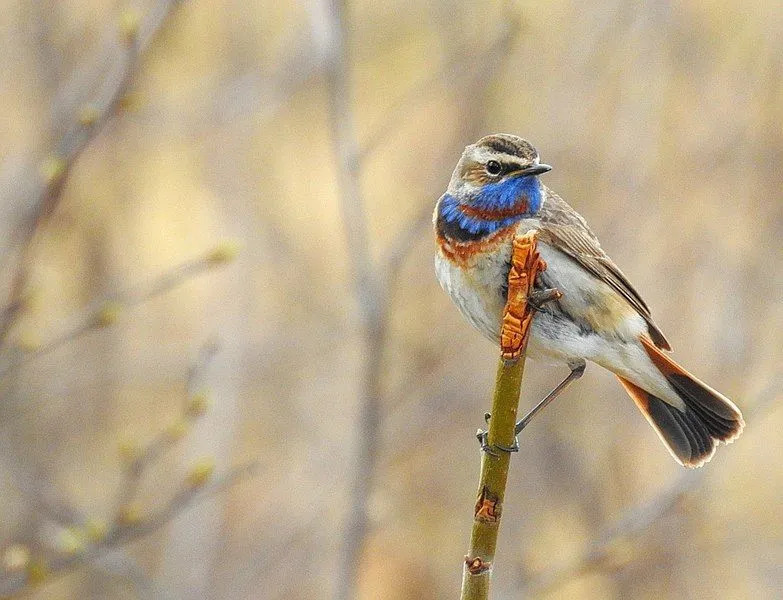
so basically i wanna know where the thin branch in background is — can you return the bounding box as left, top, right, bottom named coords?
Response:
left=319, top=3, right=387, bottom=599
left=110, top=340, right=222, bottom=522
left=0, top=0, right=184, bottom=350
left=0, top=344, right=258, bottom=598
left=9, top=478, right=171, bottom=599
left=0, top=463, right=257, bottom=598
left=0, top=243, right=238, bottom=382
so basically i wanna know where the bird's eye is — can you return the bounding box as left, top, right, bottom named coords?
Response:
left=486, top=160, right=502, bottom=175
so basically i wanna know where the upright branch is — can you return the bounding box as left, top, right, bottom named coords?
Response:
left=460, top=231, right=547, bottom=600
left=319, top=3, right=389, bottom=598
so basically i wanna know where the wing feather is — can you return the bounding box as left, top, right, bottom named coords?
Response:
left=539, top=190, right=671, bottom=350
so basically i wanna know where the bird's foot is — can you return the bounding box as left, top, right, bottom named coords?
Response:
left=476, top=413, right=520, bottom=456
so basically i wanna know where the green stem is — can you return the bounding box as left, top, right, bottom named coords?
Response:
left=460, top=354, right=528, bottom=600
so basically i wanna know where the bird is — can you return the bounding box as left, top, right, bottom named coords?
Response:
left=434, top=133, right=744, bottom=468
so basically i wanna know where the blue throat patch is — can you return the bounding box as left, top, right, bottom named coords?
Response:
left=439, top=177, right=542, bottom=237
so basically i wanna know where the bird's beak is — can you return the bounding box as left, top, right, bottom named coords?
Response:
left=515, top=163, right=552, bottom=177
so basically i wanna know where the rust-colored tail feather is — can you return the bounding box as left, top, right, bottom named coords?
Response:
left=618, top=338, right=744, bottom=468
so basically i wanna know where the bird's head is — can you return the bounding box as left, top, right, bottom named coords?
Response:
left=446, top=134, right=551, bottom=218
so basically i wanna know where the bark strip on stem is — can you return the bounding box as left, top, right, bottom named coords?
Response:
left=460, top=231, right=546, bottom=600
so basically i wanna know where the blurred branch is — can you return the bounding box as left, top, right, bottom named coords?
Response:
left=111, top=341, right=220, bottom=521
left=0, top=0, right=184, bottom=350
left=0, top=344, right=257, bottom=598
left=0, top=244, right=237, bottom=381
left=320, top=3, right=386, bottom=599
left=519, top=377, right=782, bottom=596
left=0, top=463, right=256, bottom=598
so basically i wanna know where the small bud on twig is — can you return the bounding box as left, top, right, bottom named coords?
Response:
left=3, top=544, right=30, bottom=572
left=118, top=92, right=142, bottom=112
left=205, top=240, right=241, bottom=266
left=94, top=301, right=123, bottom=328
left=117, top=502, right=142, bottom=526
left=166, top=419, right=189, bottom=440
left=16, top=330, right=41, bottom=352
left=118, top=438, right=140, bottom=464
left=39, top=157, right=66, bottom=186
left=57, top=528, right=86, bottom=555
left=119, top=9, right=141, bottom=43
left=78, top=104, right=100, bottom=127
left=26, top=558, right=48, bottom=585
left=85, top=518, right=108, bottom=543
left=186, top=457, right=215, bottom=488
left=186, top=390, right=210, bottom=418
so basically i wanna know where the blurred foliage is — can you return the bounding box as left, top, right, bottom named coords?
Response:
left=0, top=0, right=780, bottom=599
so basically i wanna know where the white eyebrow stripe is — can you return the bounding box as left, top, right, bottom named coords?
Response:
left=470, top=147, right=539, bottom=165
left=473, top=148, right=539, bottom=165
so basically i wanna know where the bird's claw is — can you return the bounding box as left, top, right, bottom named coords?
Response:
left=476, top=414, right=520, bottom=456
left=494, top=438, right=520, bottom=453
left=476, top=429, right=497, bottom=456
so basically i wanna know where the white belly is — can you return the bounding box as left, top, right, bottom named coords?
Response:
left=434, top=248, right=508, bottom=343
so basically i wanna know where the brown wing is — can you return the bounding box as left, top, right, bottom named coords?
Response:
left=538, top=190, right=672, bottom=350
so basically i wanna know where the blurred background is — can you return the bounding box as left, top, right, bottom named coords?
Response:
left=0, top=0, right=781, bottom=598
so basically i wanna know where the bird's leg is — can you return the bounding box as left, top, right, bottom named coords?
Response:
left=478, top=362, right=586, bottom=454
left=515, top=361, right=586, bottom=435
left=479, top=285, right=565, bottom=454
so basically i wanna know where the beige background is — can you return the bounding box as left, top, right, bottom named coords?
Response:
left=0, top=0, right=781, bottom=598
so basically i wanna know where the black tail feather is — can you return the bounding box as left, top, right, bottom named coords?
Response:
left=666, top=373, right=741, bottom=441
left=618, top=371, right=744, bottom=468
left=620, top=338, right=745, bottom=468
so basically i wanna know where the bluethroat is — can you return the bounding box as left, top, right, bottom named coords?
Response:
left=434, top=133, right=744, bottom=467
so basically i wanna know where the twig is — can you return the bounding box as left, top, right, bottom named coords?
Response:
left=1, top=344, right=255, bottom=598
left=111, top=341, right=221, bottom=521
left=0, top=0, right=183, bottom=350
left=460, top=232, right=547, bottom=600
left=0, top=463, right=256, bottom=598
left=0, top=247, right=235, bottom=381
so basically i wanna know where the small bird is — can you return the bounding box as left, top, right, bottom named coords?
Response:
left=434, top=133, right=744, bottom=467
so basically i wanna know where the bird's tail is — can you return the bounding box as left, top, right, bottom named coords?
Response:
left=617, top=337, right=744, bottom=468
